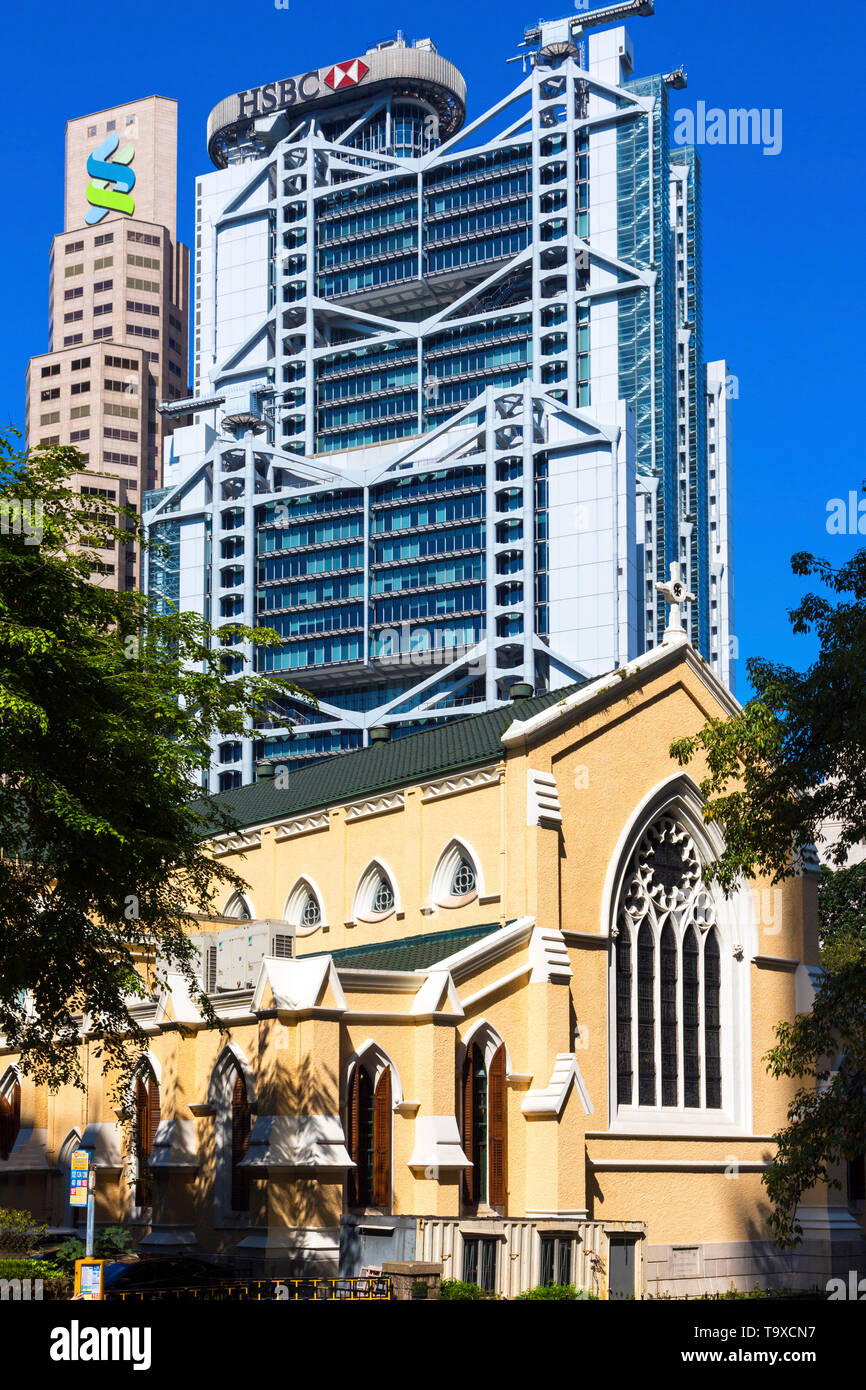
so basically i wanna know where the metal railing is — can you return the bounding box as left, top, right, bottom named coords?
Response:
left=111, top=1275, right=392, bottom=1302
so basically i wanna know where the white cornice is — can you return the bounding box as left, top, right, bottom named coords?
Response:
left=589, top=1158, right=771, bottom=1171
left=337, top=969, right=420, bottom=993
left=210, top=829, right=263, bottom=857
left=418, top=916, right=534, bottom=982
left=420, top=765, right=502, bottom=803
left=501, top=640, right=740, bottom=752
left=344, top=791, right=405, bottom=822
left=522, top=1053, right=593, bottom=1118
left=274, top=812, right=329, bottom=841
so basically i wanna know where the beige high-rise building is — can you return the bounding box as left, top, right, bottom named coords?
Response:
left=25, top=96, right=189, bottom=590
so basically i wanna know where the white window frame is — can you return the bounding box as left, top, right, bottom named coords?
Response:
left=352, top=860, right=399, bottom=924
left=223, top=891, right=253, bottom=920
left=430, top=837, right=483, bottom=909
left=207, top=1044, right=255, bottom=1229
left=283, top=877, right=327, bottom=936
left=604, top=783, right=756, bottom=1137
left=127, top=1054, right=161, bottom=1222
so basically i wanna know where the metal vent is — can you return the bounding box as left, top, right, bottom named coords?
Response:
left=204, top=945, right=218, bottom=993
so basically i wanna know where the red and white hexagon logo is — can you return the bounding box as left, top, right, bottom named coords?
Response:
left=323, top=58, right=370, bottom=90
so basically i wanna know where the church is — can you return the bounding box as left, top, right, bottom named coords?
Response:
left=1, top=625, right=861, bottom=1297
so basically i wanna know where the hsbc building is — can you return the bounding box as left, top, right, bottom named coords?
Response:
left=205, top=42, right=464, bottom=166
left=149, top=11, right=735, bottom=790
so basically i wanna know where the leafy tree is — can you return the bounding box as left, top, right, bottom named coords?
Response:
left=0, top=433, right=307, bottom=1097
left=762, top=862, right=866, bottom=1247
left=670, top=550, right=866, bottom=889
left=670, top=551, right=866, bottom=1245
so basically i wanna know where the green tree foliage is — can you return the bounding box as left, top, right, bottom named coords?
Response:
left=55, top=1224, right=133, bottom=1269
left=0, top=1206, right=47, bottom=1257
left=762, top=863, right=866, bottom=1247
left=0, top=433, right=307, bottom=1096
left=670, top=551, right=866, bottom=1245
left=670, top=551, right=866, bottom=890
left=514, top=1283, right=598, bottom=1300
left=438, top=1279, right=498, bottom=1300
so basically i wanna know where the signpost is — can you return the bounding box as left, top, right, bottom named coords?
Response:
left=68, top=1149, right=89, bottom=1208
left=74, top=1258, right=105, bottom=1301
left=69, top=1149, right=104, bottom=1299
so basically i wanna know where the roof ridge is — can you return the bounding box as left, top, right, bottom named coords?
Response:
left=195, top=677, right=594, bottom=831
left=302, top=920, right=503, bottom=970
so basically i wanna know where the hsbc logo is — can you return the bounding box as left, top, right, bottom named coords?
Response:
left=324, top=58, right=370, bottom=90
left=236, top=57, right=370, bottom=120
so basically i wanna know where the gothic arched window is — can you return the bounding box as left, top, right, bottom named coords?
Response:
left=301, top=894, right=321, bottom=927
left=0, top=1075, right=21, bottom=1162
left=346, top=1061, right=392, bottom=1211
left=284, top=879, right=325, bottom=936
left=353, top=862, right=399, bottom=922
left=460, top=1037, right=507, bottom=1211
left=134, top=1065, right=161, bottom=1208
left=451, top=858, right=477, bottom=897
left=231, top=1068, right=251, bottom=1213
left=613, top=814, right=724, bottom=1114
left=372, top=876, right=395, bottom=914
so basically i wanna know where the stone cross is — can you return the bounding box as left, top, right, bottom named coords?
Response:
left=656, top=560, right=695, bottom=640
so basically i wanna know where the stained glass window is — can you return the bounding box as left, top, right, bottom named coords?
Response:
left=613, top=814, right=722, bottom=1114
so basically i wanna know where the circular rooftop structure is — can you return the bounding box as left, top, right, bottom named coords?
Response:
left=207, top=40, right=466, bottom=168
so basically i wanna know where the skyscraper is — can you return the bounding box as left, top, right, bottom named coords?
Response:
left=25, top=96, right=189, bottom=590
left=146, top=2, right=735, bottom=790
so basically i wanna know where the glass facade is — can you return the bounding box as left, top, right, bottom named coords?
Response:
left=148, top=25, right=732, bottom=787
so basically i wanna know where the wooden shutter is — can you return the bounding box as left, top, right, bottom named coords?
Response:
left=347, top=1064, right=361, bottom=1207
left=148, top=1075, right=161, bottom=1152
left=0, top=1082, right=17, bottom=1162
left=488, top=1044, right=507, bottom=1209
left=134, top=1072, right=159, bottom=1207
left=135, top=1076, right=149, bottom=1206
left=372, top=1067, right=391, bottom=1209
left=136, top=1077, right=149, bottom=1154
left=231, top=1071, right=251, bottom=1212
left=461, top=1050, right=475, bottom=1205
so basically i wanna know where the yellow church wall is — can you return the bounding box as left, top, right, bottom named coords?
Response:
left=591, top=1168, right=773, bottom=1246
left=566, top=939, right=611, bottom=1127
left=0, top=643, right=852, bottom=1293
left=208, top=775, right=509, bottom=958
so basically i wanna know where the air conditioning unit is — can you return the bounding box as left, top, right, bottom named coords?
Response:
left=195, top=921, right=296, bottom=992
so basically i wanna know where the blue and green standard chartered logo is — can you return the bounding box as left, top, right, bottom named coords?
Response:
left=85, top=132, right=135, bottom=225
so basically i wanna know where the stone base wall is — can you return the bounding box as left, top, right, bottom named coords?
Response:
left=647, top=1239, right=866, bottom=1298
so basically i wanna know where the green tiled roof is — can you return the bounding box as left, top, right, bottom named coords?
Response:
left=303, top=922, right=504, bottom=973
left=196, top=680, right=590, bottom=831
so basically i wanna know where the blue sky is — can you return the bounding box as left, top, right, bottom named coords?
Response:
left=4, top=0, right=864, bottom=694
